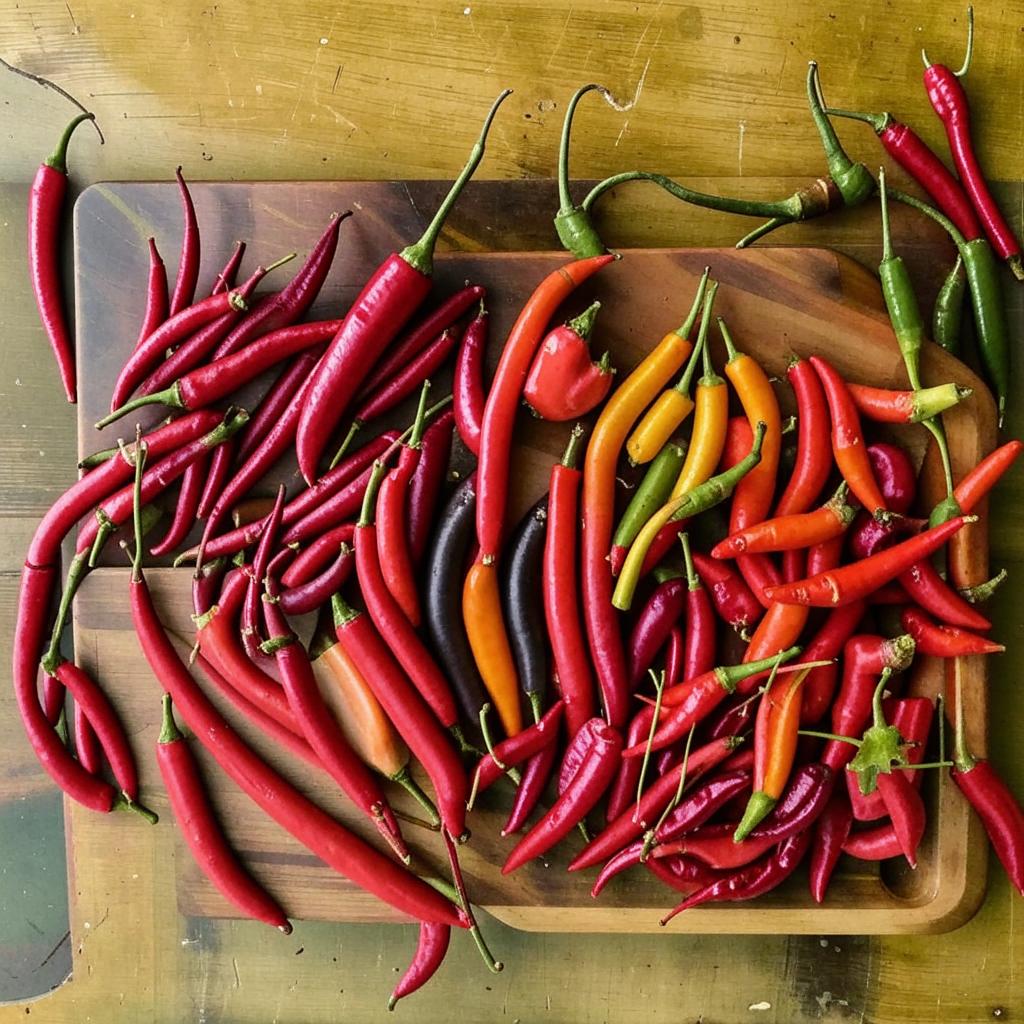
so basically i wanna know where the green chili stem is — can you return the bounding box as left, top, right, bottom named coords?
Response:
left=824, top=106, right=891, bottom=134
left=408, top=379, right=433, bottom=449
left=158, top=693, right=183, bottom=744
left=634, top=670, right=666, bottom=817
left=952, top=659, right=975, bottom=772
left=674, top=282, right=717, bottom=394
left=561, top=423, right=586, bottom=468
left=46, top=112, right=95, bottom=173
left=357, top=460, right=390, bottom=528
left=798, top=729, right=862, bottom=747
left=676, top=268, right=711, bottom=338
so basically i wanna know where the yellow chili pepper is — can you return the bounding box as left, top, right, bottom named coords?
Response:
left=463, top=558, right=522, bottom=736
left=626, top=281, right=718, bottom=466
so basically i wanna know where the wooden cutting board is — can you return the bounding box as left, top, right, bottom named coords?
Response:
left=71, top=181, right=994, bottom=933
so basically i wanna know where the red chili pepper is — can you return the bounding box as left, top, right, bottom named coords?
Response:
left=628, top=576, right=686, bottom=687
left=503, top=719, right=622, bottom=873
left=262, top=583, right=407, bottom=861
left=389, top=921, right=452, bottom=1009
left=168, top=167, right=200, bottom=315
left=281, top=524, right=355, bottom=589
left=875, top=770, right=926, bottom=868
left=297, top=93, right=509, bottom=484
left=523, top=301, right=613, bottom=420
left=765, top=516, right=974, bottom=607
left=148, top=455, right=207, bottom=557
left=848, top=511, right=925, bottom=561
left=277, top=544, right=353, bottom=617
left=809, top=791, right=853, bottom=903
left=331, top=595, right=468, bottom=839
left=868, top=442, right=918, bottom=514
left=773, top=356, right=831, bottom=520
left=28, top=113, right=94, bottom=402
left=744, top=762, right=833, bottom=842
left=651, top=823, right=777, bottom=872
left=646, top=856, right=724, bottom=897
left=842, top=822, right=903, bottom=861
left=901, top=606, right=1003, bottom=656
left=471, top=700, right=565, bottom=797
left=568, top=735, right=742, bottom=872
left=691, top=553, right=763, bottom=635
left=196, top=442, right=237, bottom=523
left=557, top=716, right=600, bottom=794
left=243, top=490, right=287, bottom=661
left=156, top=694, right=291, bottom=931
left=73, top=699, right=101, bottom=774
left=899, top=558, right=991, bottom=631
left=847, top=380, right=970, bottom=424
left=453, top=301, right=489, bottom=455
left=134, top=237, right=169, bottom=351
left=502, top=740, right=559, bottom=836
left=953, top=439, right=1023, bottom=511
left=665, top=625, right=686, bottom=687
left=604, top=713, right=651, bottom=824
left=922, top=15, right=1024, bottom=275
left=407, top=409, right=454, bottom=565
left=543, top=426, right=595, bottom=738
left=210, top=239, right=245, bottom=295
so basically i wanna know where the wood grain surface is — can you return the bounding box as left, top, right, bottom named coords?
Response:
left=0, top=1, right=1022, bottom=1021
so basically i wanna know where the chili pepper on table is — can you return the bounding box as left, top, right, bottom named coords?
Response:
left=628, top=572, right=686, bottom=688
left=691, top=553, right=763, bottom=635
left=747, top=762, right=833, bottom=843
left=604, top=713, right=653, bottom=824
left=134, top=237, right=169, bottom=351
left=842, top=822, right=904, bottom=861
left=210, top=239, right=245, bottom=294
left=582, top=270, right=709, bottom=727
left=502, top=718, right=622, bottom=873
left=543, top=426, right=595, bottom=738
left=424, top=474, right=488, bottom=726
left=73, top=699, right=102, bottom=774
left=470, top=699, right=564, bottom=800
left=156, top=694, right=291, bottom=932
left=523, top=300, right=613, bottom=421
left=800, top=600, right=872, bottom=725
left=627, top=284, right=717, bottom=465
left=922, top=9, right=1024, bottom=278
left=933, top=256, right=968, bottom=354
left=407, top=409, right=454, bottom=565
left=503, top=496, right=549, bottom=721
left=167, top=166, right=201, bottom=316
left=809, top=790, right=853, bottom=903
left=646, top=856, right=724, bottom=897
left=281, top=524, right=355, bottom=589
left=609, top=441, right=687, bottom=576
left=277, top=543, right=353, bottom=617
left=297, top=91, right=510, bottom=484
left=613, top=420, right=767, bottom=611
left=147, top=450, right=208, bottom=557
left=764, top=515, right=974, bottom=607
left=389, top=921, right=451, bottom=1010
left=901, top=606, right=1004, bottom=657
left=650, top=823, right=776, bottom=872
left=847, top=381, right=970, bottom=424
left=680, top=535, right=716, bottom=679
left=240, top=485, right=287, bottom=662
left=503, top=740, right=559, bottom=836
left=28, top=112, right=94, bottom=402
left=332, top=595, right=468, bottom=839
left=664, top=624, right=686, bottom=688
left=453, top=300, right=489, bottom=455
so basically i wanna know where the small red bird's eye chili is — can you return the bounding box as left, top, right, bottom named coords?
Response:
left=628, top=573, right=686, bottom=688
left=568, top=735, right=743, bottom=872
left=453, top=300, right=490, bottom=455
left=809, top=791, right=853, bottom=903
left=680, top=535, right=716, bottom=680
left=921, top=10, right=1024, bottom=278
left=901, top=606, right=1004, bottom=657
left=156, top=694, right=292, bottom=931
left=297, top=92, right=510, bottom=484
left=28, top=112, right=94, bottom=402
left=406, top=409, right=455, bottom=565
left=765, top=516, right=975, bottom=607
left=502, top=740, right=559, bottom=837
left=423, top=474, right=488, bottom=726
left=503, top=496, right=549, bottom=721
left=523, top=301, right=614, bottom=422
left=470, top=700, right=565, bottom=799
left=389, top=921, right=452, bottom=1010
left=502, top=719, right=623, bottom=873
left=168, top=167, right=200, bottom=316
left=134, top=237, right=169, bottom=351
left=376, top=384, right=433, bottom=626
left=691, top=553, right=763, bottom=635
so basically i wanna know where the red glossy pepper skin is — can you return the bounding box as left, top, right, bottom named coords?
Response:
left=377, top=445, right=424, bottom=626
left=503, top=740, right=559, bottom=836
left=523, top=321, right=613, bottom=421
left=407, top=410, right=454, bottom=565
left=898, top=559, right=991, bottom=632
left=809, top=790, right=853, bottom=903
left=135, top=237, right=169, bottom=350
left=502, top=719, right=622, bottom=873
left=281, top=523, right=355, bottom=589
left=655, top=768, right=753, bottom=844
left=628, top=578, right=685, bottom=687
left=901, top=606, right=1003, bottom=657
left=278, top=545, right=353, bottom=616
left=843, top=822, right=903, bottom=860
left=149, top=456, right=207, bottom=557
left=876, top=770, right=926, bottom=867
left=603, top=714, right=650, bottom=824
left=652, top=823, right=776, bottom=871
left=867, top=443, right=917, bottom=514
left=131, top=573, right=464, bottom=927
left=157, top=699, right=292, bottom=931
left=691, top=553, right=763, bottom=634
left=798, top=600, right=867, bottom=725
left=953, top=440, right=1024, bottom=512
left=471, top=700, right=564, bottom=796
left=953, top=760, right=1024, bottom=896
left=453, top=304, right=489, bottom=456
left=298, top=255, right=431, bottom=483
left=558, top=715, right=599, bottom=794
left=169, top=167, right=200, bottom=317
left=646, top=855, right=723, bottom=896
left=665, top=625, right=686, bottom=687
left=390, top=922, right=451, bottom=1009
left=773, top=357, right=831, bottom=519
left=73, top=700, right=102, bottom=774
left=747, top=763, right=833, bottom=842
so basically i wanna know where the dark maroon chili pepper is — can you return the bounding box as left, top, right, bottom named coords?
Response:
left=604, top=714, right=652, bottom=824
left=156, top=694, right=292, bottom=931
left=809, top=790, right=853, bottom=903
left=628, top=575, right=686, bottom=688
left=389, top=921, right=452, bottom=1010
left=922, top=16, right=1024, bottom=276
left=297, top=93, right=510, bottom=484
left=28, top=112, right=94, bottom=403
left=213, top=213, right=349, bottom=359
left=168, top=167, right=200, bottom=316
left=503, top=496, right=549, bottom=718
left=646, top=855, right=723, bottom=896
left=746, top=763, right=832, bottom=842
left=503, top=719, right=622, bottom=873
left=134, top=237, right=169, bottom=351
left=262, top=581, right=408, bottom=862
left=848, top=511, right=925, bottom=560
left=875, top=770, right=926, bottom=868
left=278, top=544, right=353, bottom=616
left=53, top=659, right=138, bottom=798
left=406, top=409, right=454, bottom=565
left=568, top=735, right=743, bottom=872
left=661, top=829, right=811, bottom=922
left=41, top=672, right=65, bottom=726
left=472, top=700, right=565, bottom=797
left=331, top=594, right=469, bottom=840
left=73, top=699, right=101, bottom=774
left=281, top=523, right=355, bottom=589
left=424, top=474, right=488, bottom=725
left=692, top=552, right=762, bottom=634
left=680, top=535, right=715, bottom=679
left=798, top=599, right=866, bottom=725
left=454, top=300, right=489, bottom=455
left=704, top=695, right=757, bottom=743
left=280, top=458, right=380, bottom=546
left=356, top=284, right=485, bottom=403
left=664, top=625, right=685, bottom=688
left=651, top=823, right=776, bottom=871
left=503, top=739, right=559, bottom=836
left=211, top=240, right=246, bottom=295
left=148, top=455, right=207, bottom=557
left=591, top=840, right=649, bottom=897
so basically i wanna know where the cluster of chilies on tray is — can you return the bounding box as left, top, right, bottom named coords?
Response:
left=13, top=7, right=1024, bottom=1007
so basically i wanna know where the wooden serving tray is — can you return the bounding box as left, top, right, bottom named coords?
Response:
left=71, top=181, right=995, bottom=933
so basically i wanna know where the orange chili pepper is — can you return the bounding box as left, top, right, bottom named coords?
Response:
left=582, top=270, right=709, bottom=727
left=463, top=557, right=522, bottom=736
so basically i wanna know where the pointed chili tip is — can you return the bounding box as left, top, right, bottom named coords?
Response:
left=278, top=922, right=293, bottom=935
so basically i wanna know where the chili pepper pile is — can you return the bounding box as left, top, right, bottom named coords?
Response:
left=13, top=9, right=1024, bottom=1007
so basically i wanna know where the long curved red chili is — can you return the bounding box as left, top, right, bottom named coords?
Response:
left=134, top=237, right=169, bottom=351
left=281, top=523, right=355, bottom=589
left=168, top=167, right=200, bottom=316
left=628, top=576, right=686, bottom=687
left=502, top=740, right=559, bottom=836
left=798, top=599, right=867, bottom=725
left=809, top=791, right=853, bottom=903
left=148, top=455, right=207, bottom=557
left=901, top=605, right=1004, bottom=656
left=471, top=699, right=565, bottom=797
left=278, top=543, right=353, bottom=616
left=453, top=300, right=489, bottom=455
left=389, top=921, right=452, bottom=1009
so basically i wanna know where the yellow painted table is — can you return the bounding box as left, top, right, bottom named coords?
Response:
left=0, top=2, right=1022, bottom=1021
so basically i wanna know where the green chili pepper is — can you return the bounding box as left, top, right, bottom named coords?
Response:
left=933, top=255, right=967, bottom=355
left=611, top=441, right=688, bottom=556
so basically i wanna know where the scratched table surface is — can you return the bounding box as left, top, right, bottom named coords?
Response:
left=0, top=2, right=1023, bottom=1022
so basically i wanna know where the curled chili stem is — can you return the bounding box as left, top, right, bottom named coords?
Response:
left=922, top=5, right=974, bottom=76
left=633, top=670, right=666, bottom=821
